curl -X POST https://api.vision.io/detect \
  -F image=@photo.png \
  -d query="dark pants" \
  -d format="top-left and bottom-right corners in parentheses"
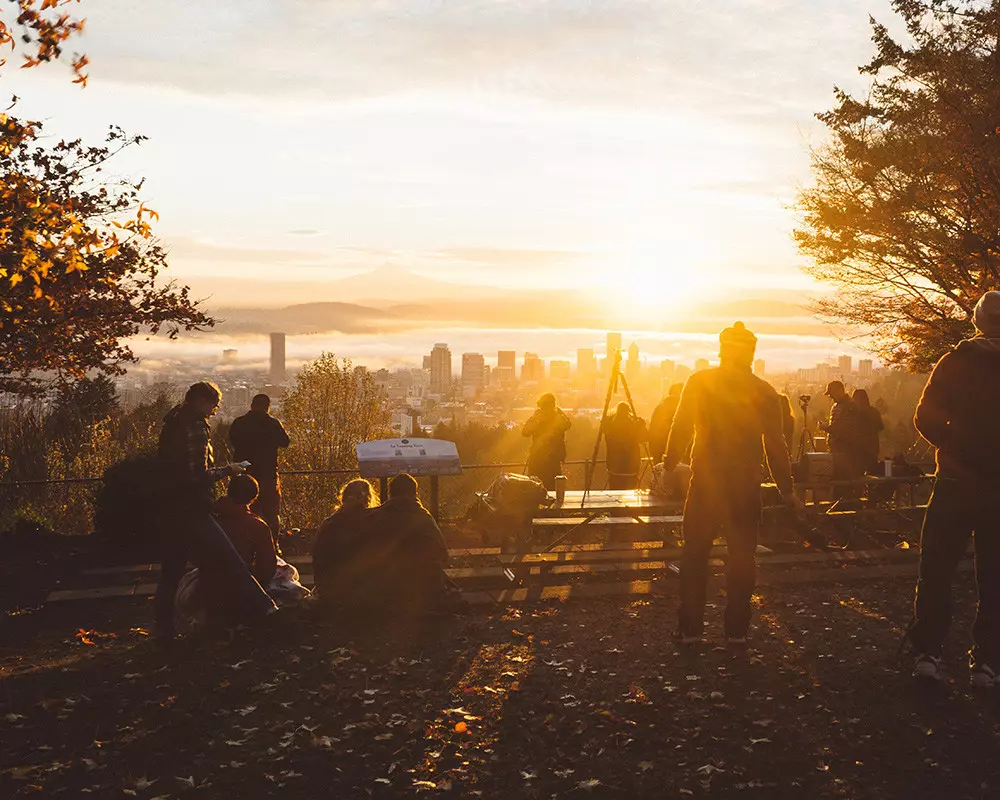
top-left (678, 471), bottom-right (761, 638)
top-left (910, 477), bottom-right (1000, 664)
top-left (251, 475), bottom-right (282, 542)
top-left (155, 506), bottom-right (276, 635)
top-left (527, 456), bottom-right (561, 491)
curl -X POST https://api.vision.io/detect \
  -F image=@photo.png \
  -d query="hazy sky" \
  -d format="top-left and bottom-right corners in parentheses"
top-left (5, 0), bottom-right (902, 310)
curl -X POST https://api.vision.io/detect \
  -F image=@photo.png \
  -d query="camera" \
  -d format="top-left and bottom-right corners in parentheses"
top-left (799, 394), bottom-right (811, 409)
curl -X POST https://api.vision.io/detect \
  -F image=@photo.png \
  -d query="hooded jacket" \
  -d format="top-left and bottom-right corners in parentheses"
top-left (914, 336), bottom-right (1000, 480)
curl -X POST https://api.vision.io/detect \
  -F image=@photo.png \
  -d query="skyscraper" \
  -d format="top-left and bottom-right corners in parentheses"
top-left (522, 352), bottom-right (544, 383)
top-left (838, 355), bottom-right (853, 377)
top-left (269, 333), bottom-right (286, 385)
top-left (576, 348), bottom-right (596, 385)
top-left (626, 341), bottom-right (640, 383)
top-left (606, 332), bottom-right (622, 369)
top-left (496, 350), bottom-right (516, 386)
top-left (858, 359), bottom-right (873, 378)
top-left (429, 343), bottom-right (452, 395)
top-left (461, 352), bottom-right (487, 395)
top-left (694, 358), bottom-right (710, 372)
top-left (549, 360), bottom-right (571, 381)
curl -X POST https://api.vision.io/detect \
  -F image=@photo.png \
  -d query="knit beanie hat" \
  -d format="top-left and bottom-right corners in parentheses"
top-left (719, 321), bottom-right (758, 351)
top-left (973, 291), bottom-right (1000, 337)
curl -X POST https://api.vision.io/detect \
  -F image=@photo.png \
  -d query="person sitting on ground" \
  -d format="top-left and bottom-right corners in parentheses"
top-left (602, 401), bottom-right (648, 489)
top-left (312, 478), bottom-right (380, 607)
top-left (214, 475), bottom-right (278, 588)
top-left (366, 473), bottom-right (465, 616)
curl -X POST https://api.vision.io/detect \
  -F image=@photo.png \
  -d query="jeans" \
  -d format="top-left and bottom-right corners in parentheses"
top-left (910, 477), bottom-right (1000, 664)
top-left (155, 505), bottom-right (276, 634)
top-left (678, 471), bottom-right (761, 638)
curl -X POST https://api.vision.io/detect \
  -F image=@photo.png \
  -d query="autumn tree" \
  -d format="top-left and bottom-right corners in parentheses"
top-left (0, 1), bottom-right (213, 391)
top-left (795, 0), bottom-right (1000, 371)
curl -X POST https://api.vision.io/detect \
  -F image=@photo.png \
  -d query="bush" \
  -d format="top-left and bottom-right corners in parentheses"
top-left (92, 452), bottom-right (163, 562)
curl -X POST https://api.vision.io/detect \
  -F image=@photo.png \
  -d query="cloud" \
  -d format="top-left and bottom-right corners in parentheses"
top-left (80, 0), bottom-right (894, 126)
top-left (164, 237), bottom-right (330, 264)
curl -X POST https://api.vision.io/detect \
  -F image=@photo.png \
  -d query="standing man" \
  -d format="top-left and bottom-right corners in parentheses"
top-left (230, 394), bottom-right (291, 544)
top-left (819, 381), bottom-right (864, 481)
top-left (662, 322), bottom-right (800, 644)
top-left (648, 383), bottom-right (684, 464)
top-left (522, 392), bottom-right (572, 490)
top-left (602, 401), bottom-right (648, 489)
top-left (156, 382), bottom-right (276, 641)
top-left (908, 292), bottom-right (1000, 687)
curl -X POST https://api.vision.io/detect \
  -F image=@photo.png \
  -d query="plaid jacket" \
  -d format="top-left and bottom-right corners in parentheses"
top-left (158, 403), bottom-right (227, 506)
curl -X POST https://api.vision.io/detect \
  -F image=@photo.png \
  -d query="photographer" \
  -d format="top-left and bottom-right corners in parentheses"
top-left (522, 393), bottom-right (572, 490)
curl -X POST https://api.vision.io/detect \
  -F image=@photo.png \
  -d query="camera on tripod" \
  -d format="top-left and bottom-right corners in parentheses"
top-left (799, 394), bottom-right (811, 411)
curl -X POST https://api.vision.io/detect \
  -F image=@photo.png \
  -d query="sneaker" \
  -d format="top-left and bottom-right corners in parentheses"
top-left (672, 629), bottom-right (702, 645)
top-left (912, 653), bottom-right (942, 681)
top-left (970, 660), bottom-right (997, 689)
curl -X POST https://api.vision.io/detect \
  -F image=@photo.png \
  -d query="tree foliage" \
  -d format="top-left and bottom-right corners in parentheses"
top-left (0, 1), bottom-right (213, 391)
top-left (795, 0), bottom-right (1000, 371)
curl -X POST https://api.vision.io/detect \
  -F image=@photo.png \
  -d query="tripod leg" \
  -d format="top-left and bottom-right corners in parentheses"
top-left (584, 350), bottom-right (621, 502)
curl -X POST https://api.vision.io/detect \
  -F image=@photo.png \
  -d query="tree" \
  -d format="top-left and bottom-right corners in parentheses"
top-left (1, 1), bottom-right (213, 391)
top-left (795, 0), bottom-right (1000, 371)
top-left (280, 354), bottom-right (392, 528)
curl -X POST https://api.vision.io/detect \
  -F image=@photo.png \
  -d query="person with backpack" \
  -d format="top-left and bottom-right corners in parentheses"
top-left (156, 382), bottom-right (276, 641)
top-left (601, 401), bottom-right (648, 489)
top-left (908, 291), bottom-right (1000, 687)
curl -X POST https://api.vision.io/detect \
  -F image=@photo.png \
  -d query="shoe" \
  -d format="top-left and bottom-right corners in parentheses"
top-left (912, 653), bottom-right (942, 680)
top-left (970, 660), bottom-right (997, 689)
top-left (672, 629), bottom-right (701, 645)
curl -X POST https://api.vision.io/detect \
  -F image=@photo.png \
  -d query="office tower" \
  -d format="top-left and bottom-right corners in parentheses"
top-left (606, 332), bottom-right (622, 368)
top-left (625, 341), bottom-right (640, 382)
top-left (549, 360), bottom-right (571, 381)
top-left (422, 354), bottom-right (432, 371)
top-left (694, 358), bottom-right (710, 372)
top-left (269, 333), bottom-right (286, 384)
top-left (497, 350), bottom-right (516, 370)
top-left (429, 343), bottom-right (452, 395)
top-left (838, 355), bottom-right (852, 377)
top-left (461, 353), bottom-right (487, 396)
top-left (754, 359), bottom-right (765, 377)
top-left (222, 348), bottom-right (238, 364)
top-left (858, 359), bottom-right (873, 378)
top-left (576, 348), bottom-right (596, 384)
top-left (522, 352), bottom-right (544, 383)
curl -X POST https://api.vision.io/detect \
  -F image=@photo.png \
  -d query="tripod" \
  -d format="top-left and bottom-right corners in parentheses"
top-left (582, 349), bottom-right (651, 504)
top-left (795, 394), bottom-right (814, 463)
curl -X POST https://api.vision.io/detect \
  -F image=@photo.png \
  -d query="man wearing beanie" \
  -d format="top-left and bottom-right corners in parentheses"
top-left (908, 291), bottom-right (1000, 687)
top-left (662, 322), bottom-right (801, 644)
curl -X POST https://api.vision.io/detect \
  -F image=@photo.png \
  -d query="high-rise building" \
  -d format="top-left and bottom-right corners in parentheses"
top-left (497, 350), bottom-right (516, 370)
top-left (269, 333), bottom-right (286, 384)
top-left (838, 355), bottom-right (852, 377)
top-left (429, 343), bottom-right (452, 395)
top-left (576, 348), bottom-right (596, 384)
top-left (522, 352), bottom-right (544, 383)
top-left (606, 332), bottom-right (622, 371)
top-left (461, 353), bottom-right (487, 395)
top-left (626, 342), bottom-right (640, 383)
top-left (549, 360), bottom-right (571, 381)
top-left (858, 359), bottom-right (873, 378)
top-left (694, 358), bottom-right (710, 372)
top-left (753, 359), bottom-right (765, 377)
top-left (222, 348), bottom-right (239, 364)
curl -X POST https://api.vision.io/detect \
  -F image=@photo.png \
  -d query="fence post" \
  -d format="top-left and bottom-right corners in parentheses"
top-left (430, 475), bottom-right (440, 521)
top-left (584, 461), bottom-right (593, 492)
top-left (379, 477), bottom-right (388, 504)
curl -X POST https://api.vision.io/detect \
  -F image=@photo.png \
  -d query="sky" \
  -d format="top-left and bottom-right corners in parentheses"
top-left (3, 0), bottom-right (905, 318)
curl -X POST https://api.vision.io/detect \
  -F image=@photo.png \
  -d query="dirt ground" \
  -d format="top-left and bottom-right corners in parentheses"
top-left (2, 570), bottom-right (1000, 800)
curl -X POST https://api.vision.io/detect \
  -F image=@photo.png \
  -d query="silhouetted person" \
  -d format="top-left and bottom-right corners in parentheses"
top-left (214, 475), bottom-right (277, 588)
top-left (522, 392), bottom-right (572, 490)
top-left (819, 381), bottom-right (864, 482)
top-left (662, 322), bottom-right (800, 644)
top-left (312, 479), bottom-right (379, 607)
top-left (366, 474), bottom-right (464, 616)
top-left (230, 394), bottom-right (291, 543)
top-left (649, 383), bottom-right (684, 464)
top-left (602, 401), bottom-right (648, 489)
top-left (851, 389), bottom-right (883, 474)
top-left (908, 292), bottom-right (1000, 687)
top-left (156, 382), bottom-right (276, 640)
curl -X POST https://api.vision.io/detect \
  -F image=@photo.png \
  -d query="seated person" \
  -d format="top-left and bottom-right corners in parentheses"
top-left (214, 475), bottom-right (278, 587)
top-left (312, 478), bottom-right (379, 606)
top-left (365, 473), bottom-right (465, 616)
